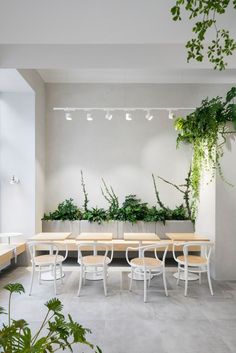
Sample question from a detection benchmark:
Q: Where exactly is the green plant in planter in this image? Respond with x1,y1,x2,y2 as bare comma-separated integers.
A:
42,199,82,221
143,206,171,223
101,178,120,220
175,87,236,206
0,283,101,353
119,195,149,223
170,204,188,220
83,207,108,224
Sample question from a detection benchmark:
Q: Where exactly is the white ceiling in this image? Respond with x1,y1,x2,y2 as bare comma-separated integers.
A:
0,0,236,83
0,69,33,92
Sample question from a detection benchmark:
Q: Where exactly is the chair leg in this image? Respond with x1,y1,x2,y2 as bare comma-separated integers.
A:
199,272,202,285
60,264,63,284
83,267,86,285
77,266,83,296
163,268,168,297
29,265,35,296
38,266,41,284
184,265,188,297
129,267,133,291
144,270,147,303
53,265,57,295
103,266,107,297
207,265,214,296
177,264,180,286
148,270,151,287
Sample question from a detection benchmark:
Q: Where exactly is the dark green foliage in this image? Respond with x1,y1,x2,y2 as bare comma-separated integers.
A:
118,195,149,223
170,204,188,220
42,199,82,221
0,283,101,353
175,87,236,206
171,0,236,70
83,207,108,224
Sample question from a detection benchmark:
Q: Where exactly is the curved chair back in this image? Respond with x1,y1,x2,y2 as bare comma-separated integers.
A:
28,242,59,265
172,241,213,264
77,242,113,265
126,243,169,268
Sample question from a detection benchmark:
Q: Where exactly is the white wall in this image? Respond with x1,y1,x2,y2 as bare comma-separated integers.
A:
45,83,233,212
18,69,46,232
0,92,35,237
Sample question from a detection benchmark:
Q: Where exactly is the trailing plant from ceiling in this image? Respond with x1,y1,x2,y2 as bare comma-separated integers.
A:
83,207,108,224
0,283,101,353
81,170,89,212
175,86,236,205
101,178,120,220
171,0,236,70
42,199,82,221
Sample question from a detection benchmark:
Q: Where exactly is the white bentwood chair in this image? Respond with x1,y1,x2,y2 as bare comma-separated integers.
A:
28,242,68,295
126,243,169,302
173,241,214,296
77,242,114,296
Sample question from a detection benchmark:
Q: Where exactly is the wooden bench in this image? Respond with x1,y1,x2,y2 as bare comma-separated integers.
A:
0,243,26,269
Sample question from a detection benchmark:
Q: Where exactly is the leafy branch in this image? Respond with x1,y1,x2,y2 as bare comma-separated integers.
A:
152,173,167,210
171,0,236,70
101,178,119,219
81,170,89,212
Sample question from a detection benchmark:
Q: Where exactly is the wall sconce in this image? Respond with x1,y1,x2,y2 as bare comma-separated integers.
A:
9,175,20,185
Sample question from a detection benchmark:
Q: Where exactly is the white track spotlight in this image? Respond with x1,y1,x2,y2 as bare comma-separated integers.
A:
168,110,175,120
105,111,113,120
125,112,132,121
86,112,93,121
65,112,72,121
145,110,154,121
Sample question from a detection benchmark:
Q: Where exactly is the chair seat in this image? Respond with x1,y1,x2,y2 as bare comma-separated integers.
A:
82,255,111,266
33,254,64,265
177,255,207,266
130,257,162,268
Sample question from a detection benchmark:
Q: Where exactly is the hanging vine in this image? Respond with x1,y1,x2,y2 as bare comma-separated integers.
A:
175,86,236,206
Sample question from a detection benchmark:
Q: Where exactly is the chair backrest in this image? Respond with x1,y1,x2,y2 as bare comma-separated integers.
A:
28,242,59,263
77,242,114,265
126,243,169,266
172,241,213,264
183,241,213,262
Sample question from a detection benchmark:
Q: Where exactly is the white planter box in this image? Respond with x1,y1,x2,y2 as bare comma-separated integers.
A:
156,220,194,239
118,221,156,238
42,220,80,238
79,220,118,237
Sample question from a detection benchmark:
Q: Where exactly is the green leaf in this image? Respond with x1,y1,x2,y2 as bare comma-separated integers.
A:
45,298,63,313
4,283,25,294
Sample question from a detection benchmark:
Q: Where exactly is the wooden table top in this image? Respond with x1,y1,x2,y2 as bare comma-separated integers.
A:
77,232,113,241
29,232,71,241
165,233,209,241
123,233,160,241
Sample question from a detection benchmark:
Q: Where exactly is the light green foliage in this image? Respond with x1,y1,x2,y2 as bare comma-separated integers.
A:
171,0,236,70
0,283,101,353
175,87,236,207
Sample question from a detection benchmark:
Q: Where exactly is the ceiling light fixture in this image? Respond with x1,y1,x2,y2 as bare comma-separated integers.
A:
145,110,154,121
105,111,113,120
65,112,72,121
86,112,93,121
125,112,132,121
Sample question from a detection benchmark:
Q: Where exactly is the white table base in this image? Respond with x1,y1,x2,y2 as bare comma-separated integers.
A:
173,272,199,281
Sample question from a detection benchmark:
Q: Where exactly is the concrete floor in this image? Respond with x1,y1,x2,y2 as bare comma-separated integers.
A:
0,265,236,353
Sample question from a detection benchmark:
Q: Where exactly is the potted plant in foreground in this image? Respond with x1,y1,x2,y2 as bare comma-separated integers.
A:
0,283,101,353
